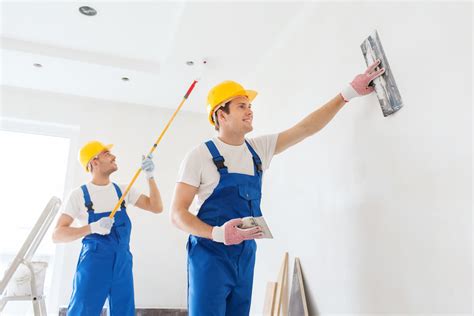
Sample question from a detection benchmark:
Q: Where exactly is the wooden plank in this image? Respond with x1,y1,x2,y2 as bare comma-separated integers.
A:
272,252,288,316
262,281,277,316
281,259,289,316
289,257,309,316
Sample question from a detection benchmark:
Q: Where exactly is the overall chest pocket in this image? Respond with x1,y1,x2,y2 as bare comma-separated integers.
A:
238,185,261,201
233,184,262,217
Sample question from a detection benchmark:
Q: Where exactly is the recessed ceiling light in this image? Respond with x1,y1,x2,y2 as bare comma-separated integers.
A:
33,63,42,68
121,77,130,82
186,61,194,66
79,6,97,16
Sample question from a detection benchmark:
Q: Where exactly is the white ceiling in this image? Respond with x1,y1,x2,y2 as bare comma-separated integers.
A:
1,1,310,113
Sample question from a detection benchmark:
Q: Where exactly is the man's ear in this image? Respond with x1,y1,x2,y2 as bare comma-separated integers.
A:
90,159,98,170
217,109,226,125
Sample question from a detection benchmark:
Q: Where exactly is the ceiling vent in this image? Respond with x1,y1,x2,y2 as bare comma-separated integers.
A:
79,6,97,16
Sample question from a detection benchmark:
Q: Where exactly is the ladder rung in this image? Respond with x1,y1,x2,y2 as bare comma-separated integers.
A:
1,295,45,301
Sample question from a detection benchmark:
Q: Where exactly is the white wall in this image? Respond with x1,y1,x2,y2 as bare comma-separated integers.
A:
0,85,213,311
249,2,472,315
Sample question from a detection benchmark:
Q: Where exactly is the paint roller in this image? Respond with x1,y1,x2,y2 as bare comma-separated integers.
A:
108,60,207,218
108,80,197,218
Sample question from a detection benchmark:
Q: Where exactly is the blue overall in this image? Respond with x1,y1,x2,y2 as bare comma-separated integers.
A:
187,140,263,316
67,183,135,316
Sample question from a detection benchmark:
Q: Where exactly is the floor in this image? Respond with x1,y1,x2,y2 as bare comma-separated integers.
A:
58,307,187,315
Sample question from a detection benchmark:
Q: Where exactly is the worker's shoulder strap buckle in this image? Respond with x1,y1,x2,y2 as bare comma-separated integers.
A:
85,201,94,211
212,156,227,170
253,157,263,173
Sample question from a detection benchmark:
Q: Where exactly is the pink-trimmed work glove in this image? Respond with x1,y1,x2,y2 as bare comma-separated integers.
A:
212,218,263,245
340,59,385,102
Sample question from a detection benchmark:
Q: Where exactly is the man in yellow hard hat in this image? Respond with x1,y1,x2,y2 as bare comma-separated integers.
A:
171,60,384,315
52,140,163,316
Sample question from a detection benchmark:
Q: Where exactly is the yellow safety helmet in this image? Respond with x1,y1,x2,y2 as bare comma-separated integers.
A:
79,140,113,172
206,80,257,126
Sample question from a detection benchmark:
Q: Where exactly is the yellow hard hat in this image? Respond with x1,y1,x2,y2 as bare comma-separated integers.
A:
206,80,257,126
79,140,113,172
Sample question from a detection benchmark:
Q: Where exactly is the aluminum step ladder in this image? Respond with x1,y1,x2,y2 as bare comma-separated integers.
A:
0,196,61,315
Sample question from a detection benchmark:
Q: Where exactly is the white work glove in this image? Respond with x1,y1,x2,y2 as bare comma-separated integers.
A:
340,59,385,102
89,217,114,235
212,218,263,246
141,154,155,180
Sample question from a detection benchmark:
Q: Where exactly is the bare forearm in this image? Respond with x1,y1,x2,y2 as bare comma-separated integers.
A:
52,225,91,243
275,94,346,154
297,94,346,137
171,208,213,239
148,178,163,213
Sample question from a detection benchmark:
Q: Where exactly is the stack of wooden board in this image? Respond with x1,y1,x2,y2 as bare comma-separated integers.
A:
263,253,309,316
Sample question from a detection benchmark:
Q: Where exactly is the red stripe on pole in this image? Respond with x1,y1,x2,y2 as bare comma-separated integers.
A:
184,80,198,99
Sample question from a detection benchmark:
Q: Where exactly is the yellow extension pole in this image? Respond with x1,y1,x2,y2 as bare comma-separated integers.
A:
109,80,198,218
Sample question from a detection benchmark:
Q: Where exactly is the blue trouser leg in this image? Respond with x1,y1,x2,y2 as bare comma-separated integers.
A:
225,243,256,316
188,241,234,316
109,249,135,316
188,240,256,316
67,244,113,316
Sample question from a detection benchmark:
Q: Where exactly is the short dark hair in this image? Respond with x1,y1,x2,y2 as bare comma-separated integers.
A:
214,100,232,131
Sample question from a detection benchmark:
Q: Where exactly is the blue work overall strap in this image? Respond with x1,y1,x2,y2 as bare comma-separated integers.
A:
112,183,126,211
244,140,263,176
205,140,228,175
80,185,94,214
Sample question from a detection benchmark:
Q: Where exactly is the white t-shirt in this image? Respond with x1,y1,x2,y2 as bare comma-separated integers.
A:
61,182,141,226
177,135,278,212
